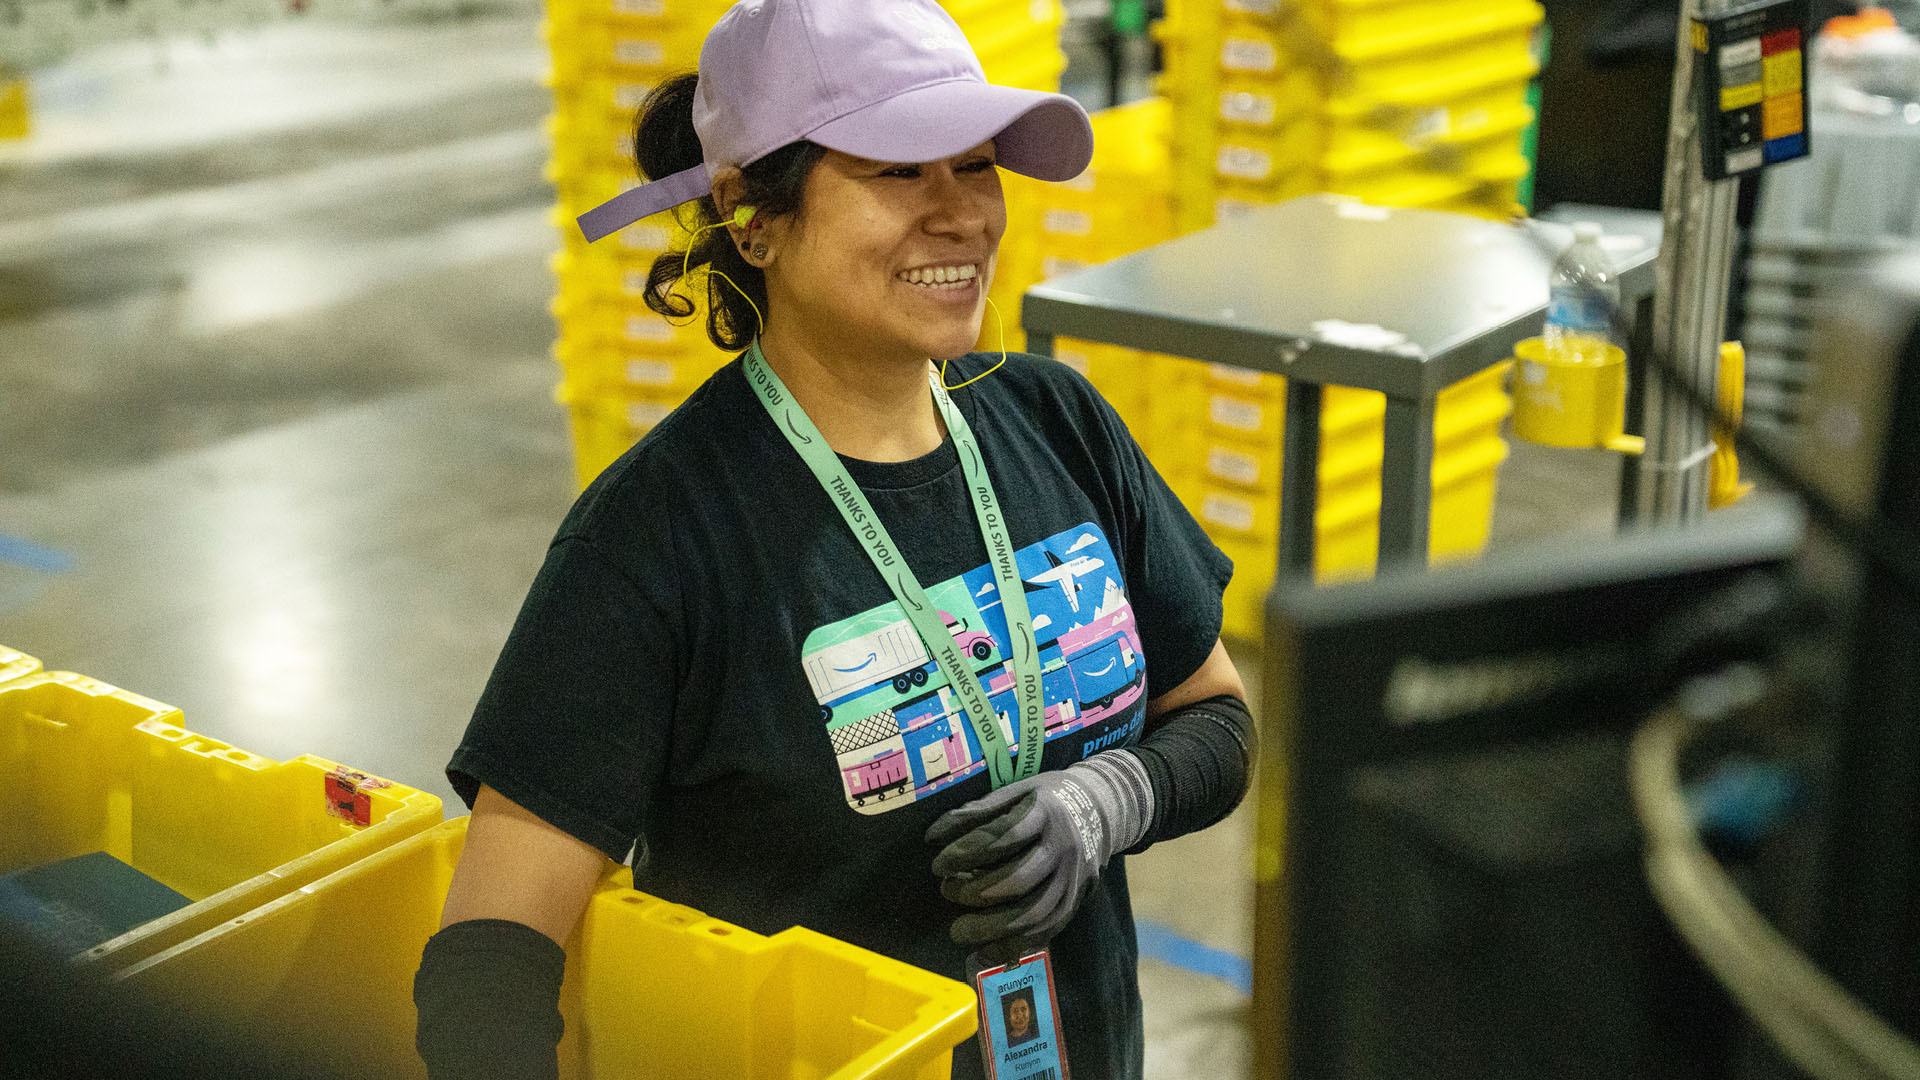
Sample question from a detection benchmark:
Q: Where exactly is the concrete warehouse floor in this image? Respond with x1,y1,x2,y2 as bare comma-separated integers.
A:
0,10,1622,1076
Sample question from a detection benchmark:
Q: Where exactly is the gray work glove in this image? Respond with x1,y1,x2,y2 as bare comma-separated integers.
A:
925,750,1154,950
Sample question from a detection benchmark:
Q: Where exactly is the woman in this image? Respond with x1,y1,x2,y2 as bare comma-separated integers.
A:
413,1,1256,1077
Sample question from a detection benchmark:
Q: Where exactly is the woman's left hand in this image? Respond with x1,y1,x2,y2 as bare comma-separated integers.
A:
925,752,1151,948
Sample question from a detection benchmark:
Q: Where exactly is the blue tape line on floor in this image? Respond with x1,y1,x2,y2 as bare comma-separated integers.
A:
0,534,74,574
1134,918,1252,995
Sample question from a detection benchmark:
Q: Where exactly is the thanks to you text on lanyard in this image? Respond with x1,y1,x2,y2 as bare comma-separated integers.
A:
744,342,1043,788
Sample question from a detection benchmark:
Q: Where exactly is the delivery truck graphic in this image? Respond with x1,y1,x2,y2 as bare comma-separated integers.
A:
804,610,995,724
835,617,1145,811
807,522,1149,814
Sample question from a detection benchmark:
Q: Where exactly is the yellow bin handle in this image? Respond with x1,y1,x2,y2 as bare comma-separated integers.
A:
1709,341,1756,509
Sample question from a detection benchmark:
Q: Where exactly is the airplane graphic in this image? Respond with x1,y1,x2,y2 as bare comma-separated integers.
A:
1025,549,1105,614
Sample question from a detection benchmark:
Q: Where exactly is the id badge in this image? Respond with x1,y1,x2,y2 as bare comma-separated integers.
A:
970,948,1070,1080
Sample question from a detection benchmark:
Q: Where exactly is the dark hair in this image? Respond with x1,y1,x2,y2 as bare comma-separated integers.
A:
632,73,829,350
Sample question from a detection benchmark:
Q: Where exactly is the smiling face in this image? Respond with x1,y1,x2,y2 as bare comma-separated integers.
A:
756,141,1005,366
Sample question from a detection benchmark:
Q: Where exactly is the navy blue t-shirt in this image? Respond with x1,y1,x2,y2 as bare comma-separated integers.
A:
449,350,1232,1079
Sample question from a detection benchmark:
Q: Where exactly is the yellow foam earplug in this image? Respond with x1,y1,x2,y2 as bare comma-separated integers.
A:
733,205,758,228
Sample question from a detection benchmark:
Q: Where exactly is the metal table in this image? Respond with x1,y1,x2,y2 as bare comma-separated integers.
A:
1021,194,1662,578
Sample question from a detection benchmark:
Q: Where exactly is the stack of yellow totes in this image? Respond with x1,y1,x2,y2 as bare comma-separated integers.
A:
1157,0,1542,230
1038,98,1181,443
542,0,739,488
1031,98,1178,287
946,0,1071,355
1150,358,1516,638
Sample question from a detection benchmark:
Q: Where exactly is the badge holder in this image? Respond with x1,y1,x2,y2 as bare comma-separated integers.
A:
968,947,1071,1080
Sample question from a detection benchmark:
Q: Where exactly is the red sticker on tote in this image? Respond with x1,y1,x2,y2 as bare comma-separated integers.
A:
325,769,373,827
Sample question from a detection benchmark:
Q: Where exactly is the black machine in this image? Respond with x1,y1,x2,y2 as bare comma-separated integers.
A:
1253,502,1804,1080
1795,250,1920,1051
1248,247,1920,1080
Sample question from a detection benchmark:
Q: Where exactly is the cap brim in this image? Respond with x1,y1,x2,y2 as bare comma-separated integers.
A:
805,79,1092,182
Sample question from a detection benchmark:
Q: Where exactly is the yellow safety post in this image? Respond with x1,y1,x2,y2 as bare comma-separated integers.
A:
0,71,30,142
1709,340,1756,508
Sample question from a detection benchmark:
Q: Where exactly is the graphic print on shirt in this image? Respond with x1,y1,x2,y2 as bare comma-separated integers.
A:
801,523,1148,814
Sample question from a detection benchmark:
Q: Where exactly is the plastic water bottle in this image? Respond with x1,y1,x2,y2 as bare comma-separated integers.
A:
1544,222,1620,365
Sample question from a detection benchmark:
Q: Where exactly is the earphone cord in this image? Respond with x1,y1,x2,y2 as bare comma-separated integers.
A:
679,218,765,337
942,296,1008,391
676,214,1008,392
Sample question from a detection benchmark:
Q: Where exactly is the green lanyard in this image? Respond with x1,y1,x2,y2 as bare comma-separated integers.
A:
745,342,1043,789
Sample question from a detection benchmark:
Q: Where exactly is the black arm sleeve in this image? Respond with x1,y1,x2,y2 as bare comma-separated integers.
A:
414,919,567,1080
1122,693,1256,854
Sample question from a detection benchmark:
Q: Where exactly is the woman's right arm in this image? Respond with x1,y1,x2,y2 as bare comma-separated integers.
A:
441,784,609,937
414,784,611,1080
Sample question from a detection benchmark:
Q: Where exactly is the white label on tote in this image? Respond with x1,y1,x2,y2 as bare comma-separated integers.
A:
1220,90,1277,125
1055,349,1092,377
614,39,667,66
625,358,675,386
1220,38,1279,73
1226,0,1279,14
1216,146,1274,180
613,0,665,14
1203,493,1258,533
614,82,653,110
1210,395,1266,431
1208,362,1266,387
1208,446,1263,486
619,222,671,251
1216,197,1261,221
1042,209,1094,236
627,401,672,428
625,316,677,343
1042,255,1088,280
1409,107,1450,142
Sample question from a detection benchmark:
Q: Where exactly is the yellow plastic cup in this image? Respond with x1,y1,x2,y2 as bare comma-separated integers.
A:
1511,336,1645,453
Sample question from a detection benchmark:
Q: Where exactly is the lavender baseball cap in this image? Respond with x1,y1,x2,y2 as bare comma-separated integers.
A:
575,0,1094,243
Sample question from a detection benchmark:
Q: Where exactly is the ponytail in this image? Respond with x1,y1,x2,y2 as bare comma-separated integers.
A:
632,73,827,350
